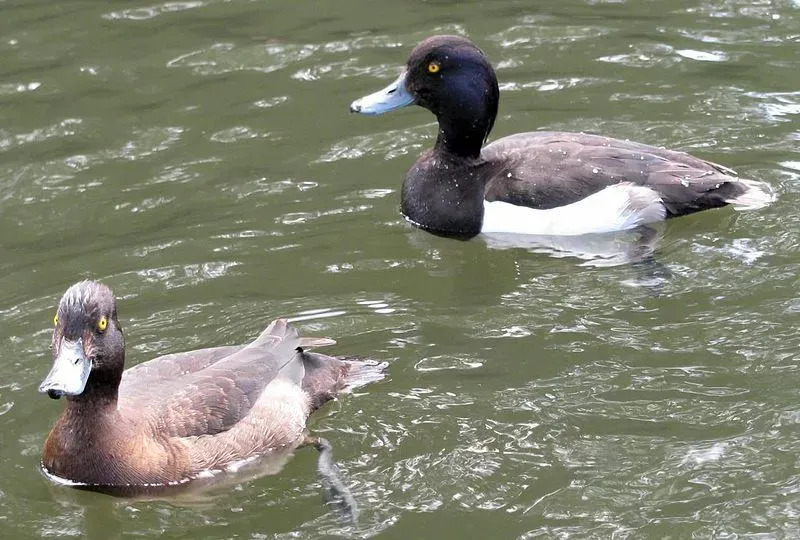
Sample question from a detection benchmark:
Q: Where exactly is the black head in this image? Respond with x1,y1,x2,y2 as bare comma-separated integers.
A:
39,280,125,401
351,35,500,159
405,36,499,133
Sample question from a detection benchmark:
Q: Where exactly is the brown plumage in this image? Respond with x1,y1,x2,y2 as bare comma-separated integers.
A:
39,280,386,494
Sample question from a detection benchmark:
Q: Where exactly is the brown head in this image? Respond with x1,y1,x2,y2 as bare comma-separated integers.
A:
39,280,125,402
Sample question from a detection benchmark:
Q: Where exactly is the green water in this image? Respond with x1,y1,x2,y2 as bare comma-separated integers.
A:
1,0,798,537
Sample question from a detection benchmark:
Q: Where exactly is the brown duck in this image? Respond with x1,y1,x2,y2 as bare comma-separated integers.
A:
39,280,385,516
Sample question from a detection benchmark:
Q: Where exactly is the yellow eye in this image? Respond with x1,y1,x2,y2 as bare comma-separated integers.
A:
97,316,108,333
427,61,440,74
53,313,59,327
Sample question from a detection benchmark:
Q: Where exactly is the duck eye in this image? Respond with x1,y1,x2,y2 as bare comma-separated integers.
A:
97,316,108,333
53,313,59,327
427,61,440,74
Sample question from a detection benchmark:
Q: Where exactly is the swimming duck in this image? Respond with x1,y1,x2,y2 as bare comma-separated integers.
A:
350,35,773,238
39,280,385,515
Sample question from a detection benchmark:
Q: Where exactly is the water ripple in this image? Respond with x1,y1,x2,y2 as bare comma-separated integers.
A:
0,118,82,153
489,19,613,48
317,124,433,163
2,1,799,538
103,1,205,21
0,81,41,96
167,41,316,76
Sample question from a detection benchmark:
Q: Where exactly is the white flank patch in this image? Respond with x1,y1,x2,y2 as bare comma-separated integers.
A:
481,183,666,236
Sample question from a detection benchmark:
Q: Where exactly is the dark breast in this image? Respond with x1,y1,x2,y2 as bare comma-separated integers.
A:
401,150,493,237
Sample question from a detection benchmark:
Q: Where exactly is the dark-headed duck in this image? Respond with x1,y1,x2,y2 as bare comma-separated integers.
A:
39,280,385,515
350,35,773,238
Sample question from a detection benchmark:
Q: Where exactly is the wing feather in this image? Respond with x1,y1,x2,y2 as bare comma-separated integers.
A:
482,132,750,215
119,319,301,439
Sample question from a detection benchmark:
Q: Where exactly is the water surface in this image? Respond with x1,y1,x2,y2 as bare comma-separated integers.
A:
1,0,799,537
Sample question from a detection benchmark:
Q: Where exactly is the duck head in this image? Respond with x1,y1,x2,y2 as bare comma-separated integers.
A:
350,35,500,159
39,280,124,401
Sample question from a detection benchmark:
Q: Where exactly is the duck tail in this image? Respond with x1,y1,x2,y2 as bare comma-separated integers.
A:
250,318,298,349
726,178,775,211
341,358,389,392
297,348,387,410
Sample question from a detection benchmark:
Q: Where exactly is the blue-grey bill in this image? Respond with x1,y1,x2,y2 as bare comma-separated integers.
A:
39,338,91,398
350,71,414,115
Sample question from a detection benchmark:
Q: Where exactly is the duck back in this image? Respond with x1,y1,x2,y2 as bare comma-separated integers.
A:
481,132,766,216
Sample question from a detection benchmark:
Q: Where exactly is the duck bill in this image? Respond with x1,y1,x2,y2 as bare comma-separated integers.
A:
39,338,91,399
350,71,414,115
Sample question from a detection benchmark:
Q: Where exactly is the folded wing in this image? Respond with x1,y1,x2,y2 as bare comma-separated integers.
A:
119,319,301,438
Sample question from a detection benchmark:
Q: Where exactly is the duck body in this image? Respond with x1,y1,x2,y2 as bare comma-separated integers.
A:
40,281,385,493
351,35,773,238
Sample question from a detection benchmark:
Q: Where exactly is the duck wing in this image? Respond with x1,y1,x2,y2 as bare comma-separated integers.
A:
119,333,334,394
120,345,243,392
482,132,755,216
119,319,303,438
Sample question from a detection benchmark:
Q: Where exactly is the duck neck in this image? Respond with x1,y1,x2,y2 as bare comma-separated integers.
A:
45,367,121,474
433,105,496,160
65,362,122,412
431,68,498,159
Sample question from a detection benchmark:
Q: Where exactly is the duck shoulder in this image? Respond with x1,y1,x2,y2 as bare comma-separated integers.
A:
120,345,242,389
481,131,749,215
118,319,302,439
